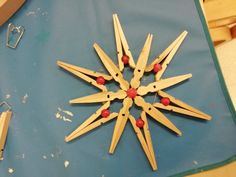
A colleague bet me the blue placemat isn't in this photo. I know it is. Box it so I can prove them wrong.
[0,0,235,177]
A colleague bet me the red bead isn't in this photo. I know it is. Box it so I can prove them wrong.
[101,109,110,118]
[161,97,170,106]
[126,88,137,99]
[136,118,145,128]
[96,76,106,85]
[153,63,162,73]
[122,55,129,64]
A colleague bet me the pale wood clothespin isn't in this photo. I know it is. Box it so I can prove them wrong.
[0,101,12,160]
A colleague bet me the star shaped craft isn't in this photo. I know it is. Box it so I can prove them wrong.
[57,14,211,171]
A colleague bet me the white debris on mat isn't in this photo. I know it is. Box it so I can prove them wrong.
[5,94,11,99]
[51,153,54,158]
[42,12,48,16]
[55,107,73,122]
[54,147,63,158]
[62,110,74,117]
[25,11,36,16]
[193,160,198,165]
[22,94,29,104]
[8,168,14,174]
[16,153,25,159]
[64,160,70,168]
[42,155,47,159]
[55,113,61,119]
[26,8,48,17]
[63,117,72,122]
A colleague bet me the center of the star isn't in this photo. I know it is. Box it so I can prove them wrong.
[126,88,137,99]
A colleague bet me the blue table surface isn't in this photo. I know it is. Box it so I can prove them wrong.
[0,0,235,177]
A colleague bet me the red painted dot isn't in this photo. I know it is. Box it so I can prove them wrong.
[122,55,129,64]
[126,88,137,99]
[96,76,106,85]
[101,109,110,118]
[136,118,145,128]
[153,63,162,73]
[161,97,170,106]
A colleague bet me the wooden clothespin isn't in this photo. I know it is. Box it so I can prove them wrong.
[93,43,130,90]
[65,101,111,142]
[0,101,12,160]
[113,14,136,71]
[137,73,192,96]
[130,34,153,89]
[134,96,182,136]
[69,90,126,104]
[68,112,118,140]
[140,111,157,170]
[153,90,211,120]
[129,114,157,170]
[109,97,133,153]
[65,101,118,142]
[57,61,112,92]
[145,31,188,80]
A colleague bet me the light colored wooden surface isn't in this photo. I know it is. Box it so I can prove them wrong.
[187,161,236,177]
[215,39,236,108]
[203,0,236,22]
[202,0,236,45]
[0,0,25,26]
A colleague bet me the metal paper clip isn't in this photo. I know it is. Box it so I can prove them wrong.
[6,23,25,49]
[0,101,12,160]
[0,101,11,111]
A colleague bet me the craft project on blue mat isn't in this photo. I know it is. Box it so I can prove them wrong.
[57,13,212,171]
